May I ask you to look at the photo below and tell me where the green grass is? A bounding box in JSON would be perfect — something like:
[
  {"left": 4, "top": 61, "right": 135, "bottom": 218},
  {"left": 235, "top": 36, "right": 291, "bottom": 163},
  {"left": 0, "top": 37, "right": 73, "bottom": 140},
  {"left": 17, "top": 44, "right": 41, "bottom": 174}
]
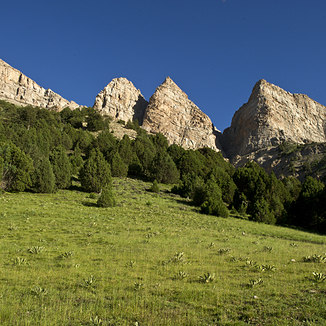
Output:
[{"left": 1, "top": 177, "right": 326, "bottom": 325}]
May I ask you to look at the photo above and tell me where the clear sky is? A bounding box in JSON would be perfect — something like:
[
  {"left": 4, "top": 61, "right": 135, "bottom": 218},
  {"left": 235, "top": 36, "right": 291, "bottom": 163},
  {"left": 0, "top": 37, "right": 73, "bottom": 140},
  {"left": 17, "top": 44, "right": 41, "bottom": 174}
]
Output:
[{"left": 1, "top": 0, "right": 325, "bottom": 132}]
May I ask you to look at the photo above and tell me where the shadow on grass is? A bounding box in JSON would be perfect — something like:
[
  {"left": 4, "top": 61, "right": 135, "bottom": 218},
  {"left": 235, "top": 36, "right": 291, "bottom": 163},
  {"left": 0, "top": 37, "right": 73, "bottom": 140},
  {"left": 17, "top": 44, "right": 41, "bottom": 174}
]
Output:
[{"left": 81, "top": 201, "right": 98, "bottom": 207}]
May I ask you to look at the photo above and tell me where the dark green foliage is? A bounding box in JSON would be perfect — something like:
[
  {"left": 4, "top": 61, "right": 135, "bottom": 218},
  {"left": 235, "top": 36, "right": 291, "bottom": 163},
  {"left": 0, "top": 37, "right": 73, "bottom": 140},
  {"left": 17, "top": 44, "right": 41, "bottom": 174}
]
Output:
[
  {"left": 90, "top": 130, "right": 117, "bottom": 159},
  {"left": 17, "top": 105, "right": 38, "bottom": 129},
  {"left": 50, "top": 145, "right": 72, "bottom": 189},
  {"left": 133, "top": 135, "right": 156, "bottom": 177},
  {"left": 0, "top": 141, "right": 34, "bottom": 192},
  {"left": 86, "top": 112, "right": 106, "bottom": 131},
  {"left": 149, "top": 180, "right": 160, "bottom": 193},
  {"left": 172, "top": 172, "right": 205, "bottom": 200},
  {"left": 232, "top": 190, "right": 248, "bottom": 216},
  {"left": 233, "top": 161, "right": 291, "bottom": 224},
  {"left": 200, "top": 178, "right": 229, "bottom": 218},
  {"left": 290, "top": 176, "right": 326, "bottom": 231},
  {"left": 149, "top": 151, "right": 180, "bottom": 184},
  {"left": 97, "top": 183, "right": 115, "bottom": 208},
  {"left": 117, "top": 119, "right": 125, "bottom": 125},
  {"left": 75, "top": 130, "right": 95, "bottom": 154},
  {"left": 251, "top": 198, "right": 275, "bottom": 224},
  {"left": 118, "top": 135, "right": 133, "bottom": 165},
  {"left": 198, "top": 147, "right": 235, "bottom": 177},
  {"left": 167, "top": 144, "right": 186, "bottom": 165},
  {"left": 0, "top": 156, "right": 3, "bottom": 187},
  {"left": 70, "top": 143, "right": 84, "bottom": 175},
  {"left": 79, "top": 148, "right": 112, "bottom": 193},
  {"left": 178, "top": 150, "right": 204, "bottom": 178},
  {"left": 128, "top": 153, "right": 143, "bottom": 176},
  {"left": 60, "top": 107, "right": 73, "bottom": 123},
  {"left": 31, "top": 157, "right": 56, "bottom": 193},
  {"left": 110, "top": 151, "right": 128, "bottom": 177},
  {"left": 60, "top": 107, "right": 83, "bottom": 128},
  {"left": 125, "top": 119, "right": 146, "bottom": 135},
  {"left": 209, "top": 166, "right": 236, "bottom": 204},
  {"left": 150, "top": 133, "right": 169, "bottom": 152}
]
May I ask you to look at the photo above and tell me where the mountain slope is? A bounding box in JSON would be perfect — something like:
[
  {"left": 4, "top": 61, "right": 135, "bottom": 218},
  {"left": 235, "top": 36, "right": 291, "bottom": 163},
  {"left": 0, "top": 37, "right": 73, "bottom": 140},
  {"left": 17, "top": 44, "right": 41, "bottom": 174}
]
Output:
[{"left": 0, "top": 59, "right": 81, "bottom": 110}]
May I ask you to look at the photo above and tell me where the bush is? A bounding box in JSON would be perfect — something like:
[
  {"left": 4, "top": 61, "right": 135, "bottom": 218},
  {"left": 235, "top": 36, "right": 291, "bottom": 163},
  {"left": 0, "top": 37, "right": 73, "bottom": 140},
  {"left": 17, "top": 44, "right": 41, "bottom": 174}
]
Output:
[
  {"left": 149, "top": 180, "right": 160, "bottom": 193},
  {"left": 97, "top": 184, "right": 115, "bottom": 208}
]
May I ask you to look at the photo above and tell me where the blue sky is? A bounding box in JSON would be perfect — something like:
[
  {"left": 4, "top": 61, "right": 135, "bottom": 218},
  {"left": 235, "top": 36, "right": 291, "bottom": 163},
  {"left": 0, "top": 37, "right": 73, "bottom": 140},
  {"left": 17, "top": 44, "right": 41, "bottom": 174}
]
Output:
[{"left": 1, "top": 0, "right": 326, "bottom": 131}]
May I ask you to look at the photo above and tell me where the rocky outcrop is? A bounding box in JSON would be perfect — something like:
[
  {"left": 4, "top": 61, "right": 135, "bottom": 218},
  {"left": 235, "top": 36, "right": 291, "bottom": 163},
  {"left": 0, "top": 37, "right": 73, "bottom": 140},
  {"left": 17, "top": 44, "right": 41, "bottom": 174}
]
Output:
[
  {"left": 0, "top": 59, "right": 81, "bottom": 110},
  {"left": 93, "top": 78, "right": 148, "bottom": 124},
  {"left": 142, "top": 77, "right": 222, "bottom": 151},
  {"left": 223, "top": 79, "right": 326, "bottom": 159}
]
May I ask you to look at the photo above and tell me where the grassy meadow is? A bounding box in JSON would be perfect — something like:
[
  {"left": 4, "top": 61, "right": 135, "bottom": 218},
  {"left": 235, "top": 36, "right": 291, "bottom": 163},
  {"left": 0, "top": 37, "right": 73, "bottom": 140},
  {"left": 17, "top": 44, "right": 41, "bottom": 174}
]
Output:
[{"left": 1, "top": 177, "right": 326, "bottom": 325}]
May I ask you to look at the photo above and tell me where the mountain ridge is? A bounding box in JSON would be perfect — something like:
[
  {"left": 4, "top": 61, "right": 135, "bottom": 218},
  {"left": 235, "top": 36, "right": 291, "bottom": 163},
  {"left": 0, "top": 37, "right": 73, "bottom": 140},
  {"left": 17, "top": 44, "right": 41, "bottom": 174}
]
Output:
[
  {"left": 1, "top": 58, "right": 326, "bottom": 170},
  {"left": 0, "top": 59, "right": 81, "bottom": 110}
]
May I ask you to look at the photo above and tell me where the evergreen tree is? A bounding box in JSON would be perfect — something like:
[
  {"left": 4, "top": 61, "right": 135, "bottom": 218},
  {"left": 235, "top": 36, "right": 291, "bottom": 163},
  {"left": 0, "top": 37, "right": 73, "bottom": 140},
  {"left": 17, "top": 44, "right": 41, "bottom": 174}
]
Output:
[
  {"left": 110, "top": 151, "right": 128, "bottom": 177},
  {"left": 90, "top": 130, "right": 117, "bottom": 159},
  {"left": 172, "top": 171, "right": 205, "bottom": 199},
  {"left": 97, "top": 183, "right": 116, "bottom": 207},
  {"left": 251, "top": 198, "right": 275, "bottom": 224},
  {"left": 290, "top": 176, "right": 325, "bottom": 231},
  {"left": 70, "top": 143, "right": 84, "bottom": 175},
  {"left": 128, "top": 153, "right": 143, "bottom": 176},
  {"left": 50, "top": 145, "right": 72, "bottom": 189},
  {"left": 149, "top": 151, "right": 180, "bottom": 184},
  {"left": 178, "top": 150, "right": 205, "bottom": 178},
  {"left": 79, "top": 148, "right": 111, "bottom": 193},
  {"left": 200, "top": 178, "right": 229, "bottom": 218},
  {"left": 0, "top": 141, "right": 34, "bottom": 192},
  {"left": 209, "top": 166, "right": 236, "bottom": 205},
  {"left": 167, "top": 144, "right": 186, "bottom": 165},
  {"left": 118, "top": 134, "right": 133, "bottom": 165},
  {"left": 150, "top": 133, "right": 169, "bottom": 152},
  {"left": 31, "top": 157, "right": 56, "bottom": 193},
  {"left": 133, "top": 135, "right": 156, "bottom": 177}
]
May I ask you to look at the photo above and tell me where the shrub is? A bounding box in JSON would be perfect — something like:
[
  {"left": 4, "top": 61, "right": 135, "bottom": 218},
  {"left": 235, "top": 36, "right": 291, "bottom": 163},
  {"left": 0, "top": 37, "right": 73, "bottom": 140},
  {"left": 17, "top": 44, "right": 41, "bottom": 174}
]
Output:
[
  {"left": 149, "top": 180, "right": 160, "bottom": 193},
  {"left": 97, "top": 183, "right": 115, "bottom": 208}
]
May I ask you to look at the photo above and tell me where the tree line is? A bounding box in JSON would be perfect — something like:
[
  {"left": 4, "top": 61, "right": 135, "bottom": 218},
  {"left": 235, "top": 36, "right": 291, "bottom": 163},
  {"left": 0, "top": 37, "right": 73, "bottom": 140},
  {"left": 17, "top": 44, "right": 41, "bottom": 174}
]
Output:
[{"left": 0, "top": 100, "right": 325, "bottom": 233}]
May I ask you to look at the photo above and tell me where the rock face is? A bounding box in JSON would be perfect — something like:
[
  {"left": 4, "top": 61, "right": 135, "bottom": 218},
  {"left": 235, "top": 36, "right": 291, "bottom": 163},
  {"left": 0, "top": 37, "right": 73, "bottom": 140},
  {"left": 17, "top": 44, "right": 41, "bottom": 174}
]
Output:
[
  {"left": 142, "top": 77, "right": 222, "bottom": 151},
  {"left": 0, "top": 59, "right": 80, "bottom": 110},
  {"left": 223, "top": 79, "right": 326, "bottom": 159},
  {"left": 93, "top": 78, "right": 148, "bottom": 124}
]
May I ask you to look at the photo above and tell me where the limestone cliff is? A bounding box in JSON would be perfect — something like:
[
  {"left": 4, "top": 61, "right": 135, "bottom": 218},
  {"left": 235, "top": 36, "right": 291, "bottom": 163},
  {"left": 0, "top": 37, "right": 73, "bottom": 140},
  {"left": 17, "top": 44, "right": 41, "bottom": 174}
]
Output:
[
  {"left": 223, "top": 79, "right": 326, "bottom": 159},
  {"left": 93, "top": 78, "right": 148, "bottom": 124},
  {"left": 0, "top": 59, "right": 81, "bottom": 110},
  {"left": 142, "top": 77, "right": 222, "bottom": 151}
]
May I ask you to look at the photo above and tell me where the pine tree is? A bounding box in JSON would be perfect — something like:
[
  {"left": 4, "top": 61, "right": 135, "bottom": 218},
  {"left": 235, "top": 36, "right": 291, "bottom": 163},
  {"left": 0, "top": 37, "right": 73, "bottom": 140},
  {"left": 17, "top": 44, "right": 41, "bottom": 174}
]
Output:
[
  {"left": 50, "top": 145, "right": 72, "bottom": 189},
  {"left": 118, "top": 134, "right": 132, "bottom": 165},
  {"left": 0, "top": 141, "right": 34, "bottom": 192},
  {"left": 79, "top": 148, "right": 111, "bottom": 193},
  {"left": 31, "top": 157, "right": 56, "bottom": 193},
  {"left": 149, "top": 151, "right": 180, "bottom": 184},
  {"left": 70, "top": 143, "right": 84, "bottom": 175},
  {"left": 128, "top": 153, "right": 142, "bottom": 176},
  {"left": 200, "top": 178, "right": 229, "bottom": 218},
  {"left": 110, "top": 151, "right": 128, "bottom": 177}
]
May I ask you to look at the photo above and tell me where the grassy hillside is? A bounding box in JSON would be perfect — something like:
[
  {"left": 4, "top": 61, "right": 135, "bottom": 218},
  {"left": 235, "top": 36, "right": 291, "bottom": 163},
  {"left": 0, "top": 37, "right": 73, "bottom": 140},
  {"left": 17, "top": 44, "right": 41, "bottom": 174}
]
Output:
[{"left": 1, "top": 177, "right": 326, "bottom": 325}]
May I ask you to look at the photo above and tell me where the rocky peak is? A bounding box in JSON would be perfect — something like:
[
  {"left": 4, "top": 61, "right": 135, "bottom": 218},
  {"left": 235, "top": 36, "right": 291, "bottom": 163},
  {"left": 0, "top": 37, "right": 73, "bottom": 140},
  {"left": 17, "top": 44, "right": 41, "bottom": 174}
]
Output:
[
  {"left": 222, "top": 79, "right": 326, "bottom": 159},
  {"left": 0, "top": 59, "right": 81, "bottom": 110},
  {"left": 93, "top": 77, "right": 148, "bottom": 124},
  {"left": 142, "top": 77, "right": 222, "bottom": 151}
]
